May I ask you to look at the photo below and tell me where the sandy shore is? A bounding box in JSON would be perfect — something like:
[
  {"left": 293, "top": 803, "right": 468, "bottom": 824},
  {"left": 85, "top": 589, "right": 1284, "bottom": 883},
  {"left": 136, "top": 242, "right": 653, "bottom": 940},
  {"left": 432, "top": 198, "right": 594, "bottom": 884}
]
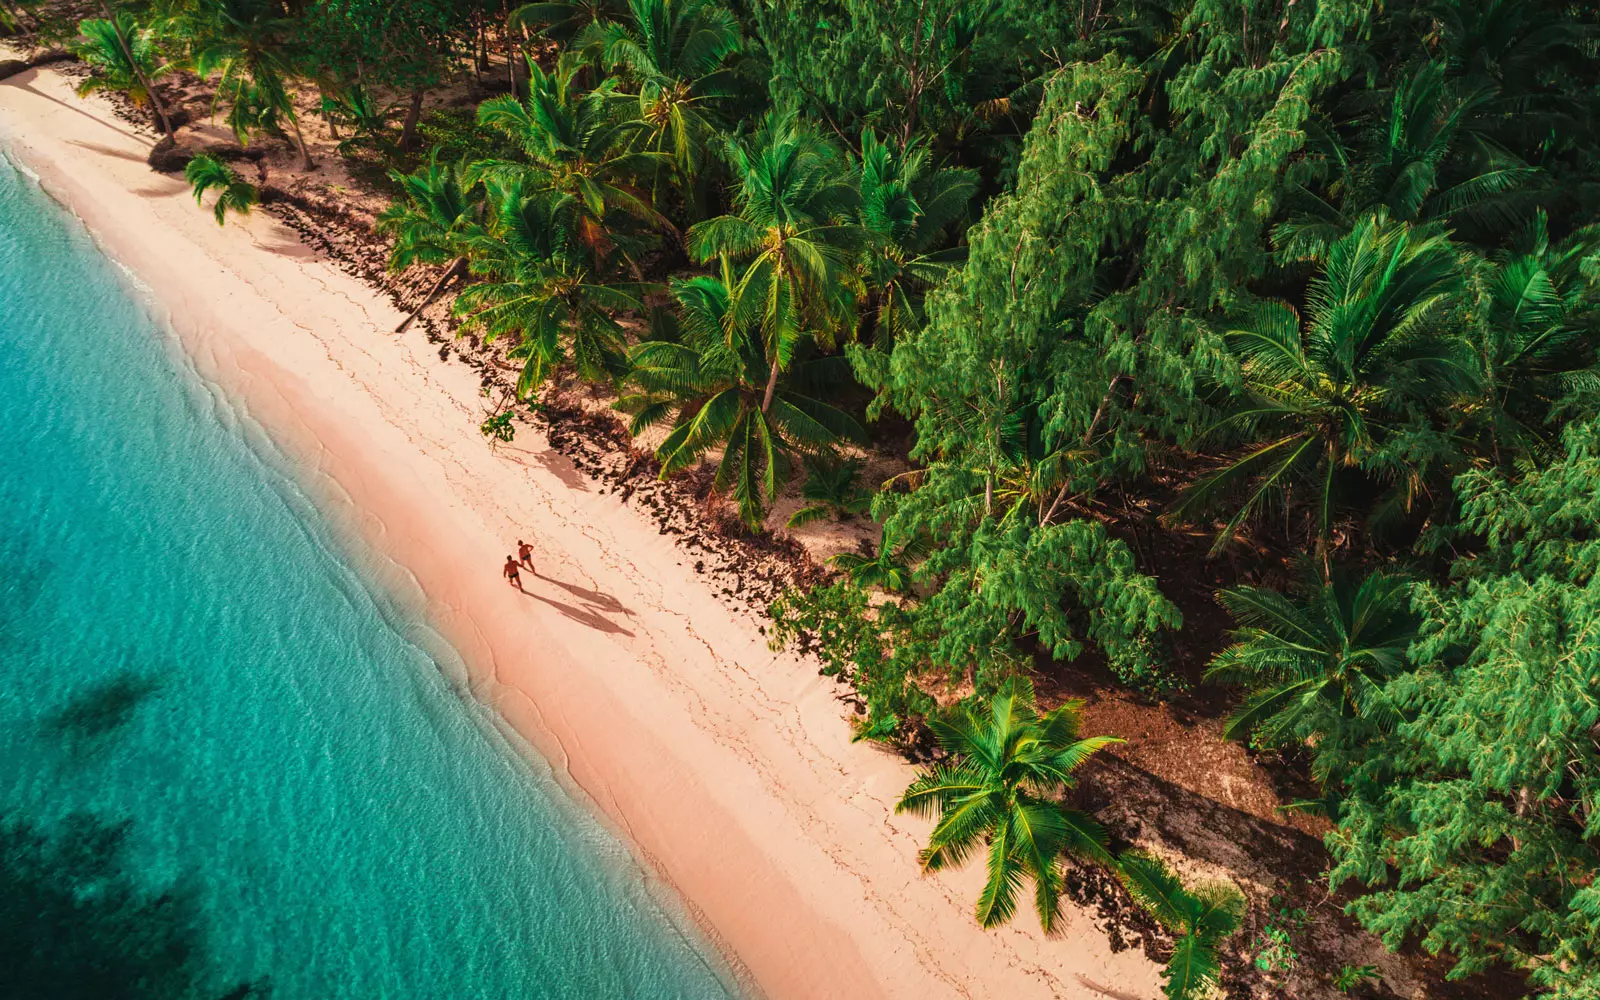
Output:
[{"left": 0, "top": 68, "right": 1161, "bottom": 1000}]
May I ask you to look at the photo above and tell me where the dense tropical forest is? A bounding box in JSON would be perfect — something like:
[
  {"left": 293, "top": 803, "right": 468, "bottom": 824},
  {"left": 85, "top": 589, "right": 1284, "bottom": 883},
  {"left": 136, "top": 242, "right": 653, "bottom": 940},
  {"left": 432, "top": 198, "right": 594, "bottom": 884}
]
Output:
[{"left": 7, "top": 0, "right": 1600, "bottom": 996}]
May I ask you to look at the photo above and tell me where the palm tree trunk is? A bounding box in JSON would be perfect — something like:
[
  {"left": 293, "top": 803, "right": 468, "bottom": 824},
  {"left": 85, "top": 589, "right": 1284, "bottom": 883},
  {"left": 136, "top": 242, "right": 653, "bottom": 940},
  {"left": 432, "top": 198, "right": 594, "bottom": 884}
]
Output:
[
  {"left": 1, "top": 0, "right": 38, "bottom": 35},
  {"left": 287, "top": 113, "right": 316, "bottom": 170},
  {"left": 399, "top": 88, "right": 426, "bottom": 151},
  {"left": 394, "top": 257, "right": 465, "bottom": 334},
  {"left": 760, "top": 357, "right": 781, "bottom": 413},
  {"left": 97, "top": 0, "right": 174, "bottom": 138}
]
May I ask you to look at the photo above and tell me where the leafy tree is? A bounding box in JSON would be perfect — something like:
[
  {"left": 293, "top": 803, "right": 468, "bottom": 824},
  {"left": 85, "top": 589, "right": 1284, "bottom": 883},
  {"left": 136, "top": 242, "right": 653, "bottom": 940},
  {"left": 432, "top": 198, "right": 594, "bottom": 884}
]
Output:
[
  {"left": 183, "top": 153, "right": 259, "bottom": 225},
  {"left": 375, "top": 151, "right": 484, "bottom": 333},
  {"left": 453, "top": 177, "right": 650, "bottom": 396},
  {"left": 1329, "top": 419, "right": 1600, "bottom": 998},
  {"left": 301, "top": 0, "right": 470, "bottom": 151},
  {"left": 687, "top": 110, "right": 861, "bottom": 411},
  {"left": 73, "top": 13, "right": 177, "bottom": 136},
  {"left": 1207, "top": 568, "right": 1417, "bottom": 784},
  {"left": 877, "top": 470, "right": 1183, "bottom": 693},
  {"left": 617, "top": 267, "right": 864, "bottom": 527},
  {"left": 786, "top": 455, "right": 870, "bottom": 527},
  {"left": 1115, "top": 851, "right": 1245, "bottom": 1000},
  {"left": 1172, "top": 215, "right": 1464, "bottom": 557},
  {"left": 896, "top": 676, "right": 1120, "bottom": 931}
]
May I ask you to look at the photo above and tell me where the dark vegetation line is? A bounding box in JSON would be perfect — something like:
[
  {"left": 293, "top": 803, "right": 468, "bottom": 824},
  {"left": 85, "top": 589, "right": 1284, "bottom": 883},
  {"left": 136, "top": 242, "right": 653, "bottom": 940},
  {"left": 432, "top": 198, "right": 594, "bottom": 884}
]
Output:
[{"left": 10, "top": 0, "right": 1600, "bottom": 996}]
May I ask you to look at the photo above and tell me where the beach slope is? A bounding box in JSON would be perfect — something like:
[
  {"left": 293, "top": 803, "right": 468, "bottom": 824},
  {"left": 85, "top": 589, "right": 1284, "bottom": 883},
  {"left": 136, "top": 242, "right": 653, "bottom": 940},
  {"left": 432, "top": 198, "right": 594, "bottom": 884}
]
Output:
[{"left": 0, "top": 68, "right": 1161, "bottom": 1000}]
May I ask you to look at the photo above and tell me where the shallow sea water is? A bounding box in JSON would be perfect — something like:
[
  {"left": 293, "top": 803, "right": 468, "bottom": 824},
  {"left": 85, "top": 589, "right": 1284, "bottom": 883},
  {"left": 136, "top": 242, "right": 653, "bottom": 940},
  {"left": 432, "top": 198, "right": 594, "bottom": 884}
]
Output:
[{"left": 0, "top": 149, "right": 737, "bottom": 999}]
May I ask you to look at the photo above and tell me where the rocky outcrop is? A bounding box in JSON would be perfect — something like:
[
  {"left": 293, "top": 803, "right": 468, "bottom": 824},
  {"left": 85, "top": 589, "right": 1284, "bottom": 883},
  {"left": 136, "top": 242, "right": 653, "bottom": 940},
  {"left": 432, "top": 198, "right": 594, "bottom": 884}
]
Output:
[
  {"left": 148, "top": 138, "right": 266, "bottom": 174},
  {"left": 0, "top": 49, "right": 73, "bottom": 80},
  {"left": 147, "top": 136, "right": 194, "bottom": 173},
  {"left": 26, "top": 49, "right": 73, "bottom": 68}
]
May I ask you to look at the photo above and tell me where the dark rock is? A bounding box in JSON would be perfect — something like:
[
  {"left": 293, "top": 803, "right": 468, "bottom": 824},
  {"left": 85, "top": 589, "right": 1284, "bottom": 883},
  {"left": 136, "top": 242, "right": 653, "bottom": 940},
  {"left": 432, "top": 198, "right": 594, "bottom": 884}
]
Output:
[
  {"left": 200, "top": 142, "right": 264, "bottom": 162},
  {"left": 0, "top": 60, "right": 28, "bottom": 81},
  {"left": 147, "top": 137, "right": 194, "bottom": 173},
  {"left": 26, "top": 49, "right": 73, "bottom": 68},
  {"left": 166, "top": 107, "right": 192, "bottom": 130}
]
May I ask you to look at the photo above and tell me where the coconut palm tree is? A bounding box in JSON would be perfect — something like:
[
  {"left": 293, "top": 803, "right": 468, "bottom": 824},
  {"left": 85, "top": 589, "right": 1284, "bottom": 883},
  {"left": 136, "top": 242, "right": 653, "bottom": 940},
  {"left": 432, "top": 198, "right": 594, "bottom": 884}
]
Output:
[
  {"left": 896, "top": 677, "right": 1121, "bottom": 931},
  {"left": 160, "top": 0, "right": 316, "bottom": 168},
  {"left": 508, "top": 0, "right": 627, "bottom": 44},
  {"left": 1276, "top": 61, "right": 1542, "bottom": 259},
  {"left": 1206, "top": 568, "right": 1417, "bottom": 780},
  {"left": 1459, "top": 210, "right": 1600, "bottom": 463},
  {"left": 855, "top": 129, "right": 976, "bottom": 345},
  {"left": 453, "top": 178, "right": 650, "bottom": 396},
  {"left": 1115, "top": 851, "right": 1245, "bottom": 1000},
  {"left": 183, "top": 153, "right": 258, "bottom": 225},
  {"left": 616, "top": 266, "right": 865, "bottom": 528},
  {"left": 1172, "top": 215, "right": 1465, "bottom": 558},
  {"left": 376, "top": 152, "right": 484, "bottom": 333},
  {"left": 73, "top": 13, "right": 176, "bottom": 135},
  {"left": 688, "top": 110, "right": 862, "bottom": 412},
  {"left": 474, "top": 53, "right": 673, "bottom": 267},
  {"left": 582, "top": 0, "right": 742, "bottom": 194},
  {"left": 786, "top": 455, "right": 870, "bottom": 527},
  {"left": 827, "top": 530, "right": 920, "bottom": 593},
  {"left": 317, "top": 82, "right": 395, "bottom": 158}
]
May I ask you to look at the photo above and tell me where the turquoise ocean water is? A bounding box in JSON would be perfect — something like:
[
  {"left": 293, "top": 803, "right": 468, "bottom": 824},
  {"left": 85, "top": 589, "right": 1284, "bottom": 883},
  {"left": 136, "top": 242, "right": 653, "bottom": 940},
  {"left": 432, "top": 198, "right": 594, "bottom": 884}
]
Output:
[{"left": 0, "top": 150, "right": 737, "bottom": 999}]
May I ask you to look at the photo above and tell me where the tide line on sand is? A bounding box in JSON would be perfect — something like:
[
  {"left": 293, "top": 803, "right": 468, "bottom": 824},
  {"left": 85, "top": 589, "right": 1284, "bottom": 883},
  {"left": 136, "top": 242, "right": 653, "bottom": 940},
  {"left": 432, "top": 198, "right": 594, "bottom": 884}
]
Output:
[{"left": 0, "top": 65, "right": 1161, "bottom": 1000}]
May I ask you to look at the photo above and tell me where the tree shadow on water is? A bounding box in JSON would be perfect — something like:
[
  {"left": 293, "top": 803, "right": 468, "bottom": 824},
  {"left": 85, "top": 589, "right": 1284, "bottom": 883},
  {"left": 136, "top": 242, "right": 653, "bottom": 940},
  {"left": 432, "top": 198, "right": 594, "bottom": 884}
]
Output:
[
  {"left": 0, "top": 811, "right": 271, "bottom": 1000},
  {"left": 44, "top": 671, "right": 166, "bottom": 759}
]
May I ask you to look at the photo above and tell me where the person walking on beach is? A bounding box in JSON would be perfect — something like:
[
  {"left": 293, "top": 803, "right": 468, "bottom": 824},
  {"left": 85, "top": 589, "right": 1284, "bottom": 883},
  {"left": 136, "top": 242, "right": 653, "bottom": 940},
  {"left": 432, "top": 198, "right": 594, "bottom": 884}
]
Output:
[
  {"left": 503, "top": 555, "right": 523, "bottom": 592},
  {"left": 517, "top": 539, "right": 535, "bottom": 575}
]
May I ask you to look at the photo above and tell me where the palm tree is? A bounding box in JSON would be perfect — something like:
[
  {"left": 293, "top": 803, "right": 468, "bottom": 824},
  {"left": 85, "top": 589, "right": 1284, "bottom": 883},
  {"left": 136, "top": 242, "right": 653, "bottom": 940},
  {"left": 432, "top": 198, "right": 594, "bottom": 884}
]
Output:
[
  {"left": 855, "top": 129, "right": 976, "bottom": 345},
  {"left": 184, "top": 153, "right": 258, "bottom": 225},
  {"left": 827, "top": 530, "right": 919, "bottom": 593},
  {"left": 474, "top": 53, "right": 673, "bottom": 267},
  {"left": 1206, "top": 568, "right": 1417, "bottom": 779},
  {"left": 786, "top": 455, "right": 870, "bottom": 527},
  {"left": 617, "top": 266, "right": 865, "bottom": 528},
  {"left": 508, "top": 0, "right": 627, "bottom": 44},
  {"left": 896, "top": 677, "right": 1121, "bottom": 931},
  {"left": 688, "top": 110, "right": 862, "bottom": 411},
  {"left": 317, "top": 82, "right": 395, "bottom": 158},
  {"left": 73, "top": 13, "right": 175, "bottom": 136},
  {"left": 453, "top": 179, "right": 649, "bottom": 396},
  {"left": 1276, "top": 61, "right": 1541, "bottom": 259},
  {"left": 1115, "top": 851, "right": 1245, "bottom": 1000},
  {"left": 376, "top": 152, "right": 484, "bottom": 333},
  {"left": 1460, "top": 210, "right": 1600, "bottom": 463},
  {"left": 582, "top": 0, "right": 742, "bottom": 194},
  {"left": 161, "top": 0, "right": 316, "bottom": 169},
  {"left": 1172, "top": 215, "right": 1464, "bottom": 558}
]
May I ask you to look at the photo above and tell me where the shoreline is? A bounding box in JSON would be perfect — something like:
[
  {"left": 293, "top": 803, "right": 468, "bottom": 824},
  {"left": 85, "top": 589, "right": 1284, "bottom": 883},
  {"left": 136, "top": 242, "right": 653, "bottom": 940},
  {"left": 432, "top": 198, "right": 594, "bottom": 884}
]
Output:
[{"left": 0, "top": 66, "right": 1162, "bottom": 1000}]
